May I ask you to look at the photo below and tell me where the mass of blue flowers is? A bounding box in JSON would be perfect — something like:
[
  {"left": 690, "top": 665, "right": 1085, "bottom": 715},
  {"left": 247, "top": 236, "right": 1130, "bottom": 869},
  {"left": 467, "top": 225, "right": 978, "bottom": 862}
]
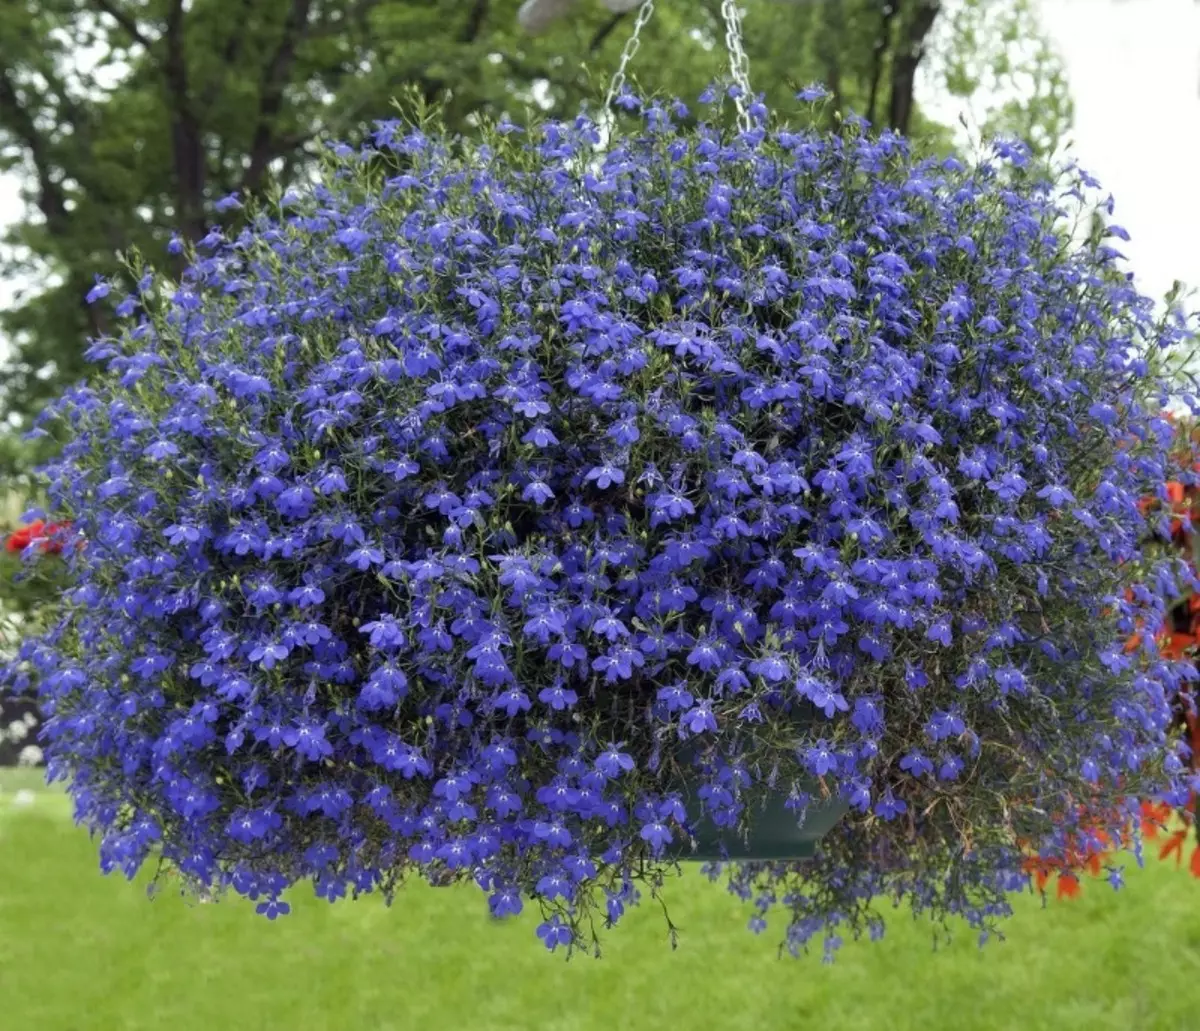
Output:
[{"left": 10, "top": 87, "right": 1198, "bottom": 957}]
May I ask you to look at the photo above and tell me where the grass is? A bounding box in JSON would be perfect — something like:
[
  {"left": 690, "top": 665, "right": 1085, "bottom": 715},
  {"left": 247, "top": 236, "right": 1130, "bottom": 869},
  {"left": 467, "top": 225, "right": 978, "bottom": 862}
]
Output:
[{"left": 1, "top": 773, "right": 1199, "bottom": 1031}]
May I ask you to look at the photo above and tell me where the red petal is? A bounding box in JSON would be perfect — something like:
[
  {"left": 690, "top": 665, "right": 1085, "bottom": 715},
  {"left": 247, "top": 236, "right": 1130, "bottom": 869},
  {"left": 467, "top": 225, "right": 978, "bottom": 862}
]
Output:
[
  {"left": 1159, "top": 830, "right": 1187, "bottom": 864},
  {"left": 1056, "top": 873, "right": 1081, "bottom": 900}
]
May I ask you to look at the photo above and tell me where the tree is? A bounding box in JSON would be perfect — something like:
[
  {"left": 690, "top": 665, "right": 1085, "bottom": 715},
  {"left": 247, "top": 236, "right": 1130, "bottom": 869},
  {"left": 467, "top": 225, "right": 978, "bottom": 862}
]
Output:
[
  {"left": 932, "top": 0, "right": 1073, "bottom": 159},
  {"left": 0, "top": 0, "right": 525, "bottom": 429}
]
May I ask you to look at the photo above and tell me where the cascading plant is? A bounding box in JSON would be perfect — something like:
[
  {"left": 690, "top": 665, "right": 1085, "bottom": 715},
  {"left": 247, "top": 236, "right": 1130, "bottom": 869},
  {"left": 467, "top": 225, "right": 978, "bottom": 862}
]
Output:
[{"left": 6, "top": 85, "right": 1198, "bottom": 957}]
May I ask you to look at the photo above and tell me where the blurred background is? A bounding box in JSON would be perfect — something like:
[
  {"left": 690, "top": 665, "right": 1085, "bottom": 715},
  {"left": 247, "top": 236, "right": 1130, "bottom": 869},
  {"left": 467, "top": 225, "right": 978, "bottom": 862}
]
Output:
[{"left": 0, "top": 3, "right": 1198, "bottom": 1028}]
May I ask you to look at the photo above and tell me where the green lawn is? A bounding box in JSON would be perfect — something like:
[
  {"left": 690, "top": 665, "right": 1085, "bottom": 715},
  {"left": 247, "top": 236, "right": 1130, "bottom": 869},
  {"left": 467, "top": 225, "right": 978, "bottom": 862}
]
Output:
[{"left": 1, "top": 772, "right": 1199, "bottom": 1031}]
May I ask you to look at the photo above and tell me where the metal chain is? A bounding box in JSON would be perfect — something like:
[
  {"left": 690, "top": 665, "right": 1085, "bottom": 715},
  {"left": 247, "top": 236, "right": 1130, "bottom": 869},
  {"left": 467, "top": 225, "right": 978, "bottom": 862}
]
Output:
[
  {"left": 720, "top": 0, "right": 754, "bottom": 132},
  {"left": 603, "top": 1, "right": 656, "bottom": 113},
  {"left": 602, "top": 1, "right": 753, "bottom": 133}
]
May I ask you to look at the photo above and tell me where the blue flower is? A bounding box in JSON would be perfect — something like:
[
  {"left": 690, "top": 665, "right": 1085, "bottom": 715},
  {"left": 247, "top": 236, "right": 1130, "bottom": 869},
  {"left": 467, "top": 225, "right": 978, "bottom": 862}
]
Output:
[
  {"left": 255, "top": 899, "right": 291, "bottom": 920},
  {"left": 926, "top": 617, "right": 952, "bottom": 647},
  {"left": 638, "top": 821, "right": 673, "bottom": 854},
  {"left": 522, "top": 425, "right": 559, "bottom": 448},
  {"left": 803, "top": 741, "right": 837, "bottom": 777},
  {"left": 595, "top": 746, "right": 635, "bottom": 778},
  {"left": 681, "top": 701, "right": 718, "bottom": 736},
  {"left": 536, "top": 917, "right": 572, "bottom": 952},
  {"left": 345, "top": 545, "right": 384, "bottom": 570},
  {"left": 85, "top": 276, "right": 111, "bottom": 304},
  {"left": 924, "top": 710, "right": 965, "bottom": 742},
  {"left": 1036, "top": 484, "right": 1075, "bottom": 508},
  {"left": 656, "top": 683, "right": 693, "bottom": 713},
  {"left": 874, "top": 792, "right": 907, "bottom": 821},
  {"left": 522, "top": 480, "right": 554, "bottom": 505},
  {"left": 584, "top": 463, "right": 625, "bottom": 489},
  {"left": 899, "top": 751, "right": 934, "bottom": 778},
  {"left": 283, "top": 721, "right": 334, "bottom": 762},
  {"left": 795, "top": 84, "right": 829, "bottom": 102},
  {"left": 248, "top": 640, "right": 290, "bottom": 670},
  {"left": 489, "top": 888, "right": 523, "bottom": 918}
]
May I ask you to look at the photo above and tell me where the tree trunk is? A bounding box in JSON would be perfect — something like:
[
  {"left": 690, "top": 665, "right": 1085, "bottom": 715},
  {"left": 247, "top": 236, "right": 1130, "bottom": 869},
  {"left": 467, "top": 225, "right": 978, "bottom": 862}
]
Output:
[{"left": 888, "top": 0, "right": 941, "bottom": 136}]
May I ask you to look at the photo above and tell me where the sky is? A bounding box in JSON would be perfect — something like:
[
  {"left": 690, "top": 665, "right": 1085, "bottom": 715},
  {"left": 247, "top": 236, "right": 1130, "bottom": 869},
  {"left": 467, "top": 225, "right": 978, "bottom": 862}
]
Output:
[
  {"left": 0, "top": 0, "right": 1198, "bottom": 326},
  {"left": 977, "top": 0, "right": 1200, "bottom": 303},
  {"left": 1036, "top": 0, "right": 1200, "bottom": 302},
  {"left": 916, "top": 0, "right": 1200, "bottom": 303}
]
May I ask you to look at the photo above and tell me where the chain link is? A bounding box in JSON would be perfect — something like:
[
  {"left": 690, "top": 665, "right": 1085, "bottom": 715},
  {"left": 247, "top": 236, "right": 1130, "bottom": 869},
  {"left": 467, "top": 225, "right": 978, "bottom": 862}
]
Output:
[
  {"left": 720, "top": 0, "right": 754, "bottom": 132},
  {"left": 603, "top": 1, "right": 656, "bottom": 113},
  {"left": 603, "top": 0, "right": 753, "bottom": 133}
]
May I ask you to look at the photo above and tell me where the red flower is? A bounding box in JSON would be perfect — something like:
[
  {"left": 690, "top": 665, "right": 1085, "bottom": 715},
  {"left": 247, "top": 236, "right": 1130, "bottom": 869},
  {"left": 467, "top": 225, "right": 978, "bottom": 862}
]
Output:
[
  {"left": 1140, "top": 800, "right": 1172, "bottom": 840},
  {"left": 1160, "top": 830, "right": 1188, "bottom": 865},
  {"left": 4, "top": 520, "right": 70, "bottom": 555},
  {"left": 1056, "top": 873, "right": 1081, "bottom": 900},
  {"left": 1040, "top": 446, "right": 1200, "bottom": 899}
]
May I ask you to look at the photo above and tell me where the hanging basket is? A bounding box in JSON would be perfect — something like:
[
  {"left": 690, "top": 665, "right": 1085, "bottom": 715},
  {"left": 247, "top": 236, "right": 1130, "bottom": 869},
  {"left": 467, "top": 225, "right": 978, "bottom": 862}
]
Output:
[
  {"left": 668, "top": 710, "right": 849, "bottom": 862},
  {"left": 9, "top": 71, "right": 1189, "bottom": 956}
]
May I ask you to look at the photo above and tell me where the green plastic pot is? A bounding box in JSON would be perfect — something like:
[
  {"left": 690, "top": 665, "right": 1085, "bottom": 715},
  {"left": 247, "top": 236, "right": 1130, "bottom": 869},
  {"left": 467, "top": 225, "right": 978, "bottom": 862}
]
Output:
[
  {"left": 664, "top": 707, "right": 850, "bottom": 861},
  {"left": 667, "top": 778, "right": 849, "bottom": 862}
]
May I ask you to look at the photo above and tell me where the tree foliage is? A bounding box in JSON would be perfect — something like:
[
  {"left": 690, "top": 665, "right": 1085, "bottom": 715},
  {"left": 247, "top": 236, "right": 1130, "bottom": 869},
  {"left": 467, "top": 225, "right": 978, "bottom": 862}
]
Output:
[{"left": 931, "top": 0, "right": 1073, "bottom": 158}]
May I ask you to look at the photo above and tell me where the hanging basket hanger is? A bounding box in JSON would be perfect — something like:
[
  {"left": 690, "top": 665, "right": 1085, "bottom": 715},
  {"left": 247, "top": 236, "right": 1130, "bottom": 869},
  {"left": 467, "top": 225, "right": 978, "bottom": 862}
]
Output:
[{"left": 601, "top": 1, "right": 757, "bottom": 133}]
